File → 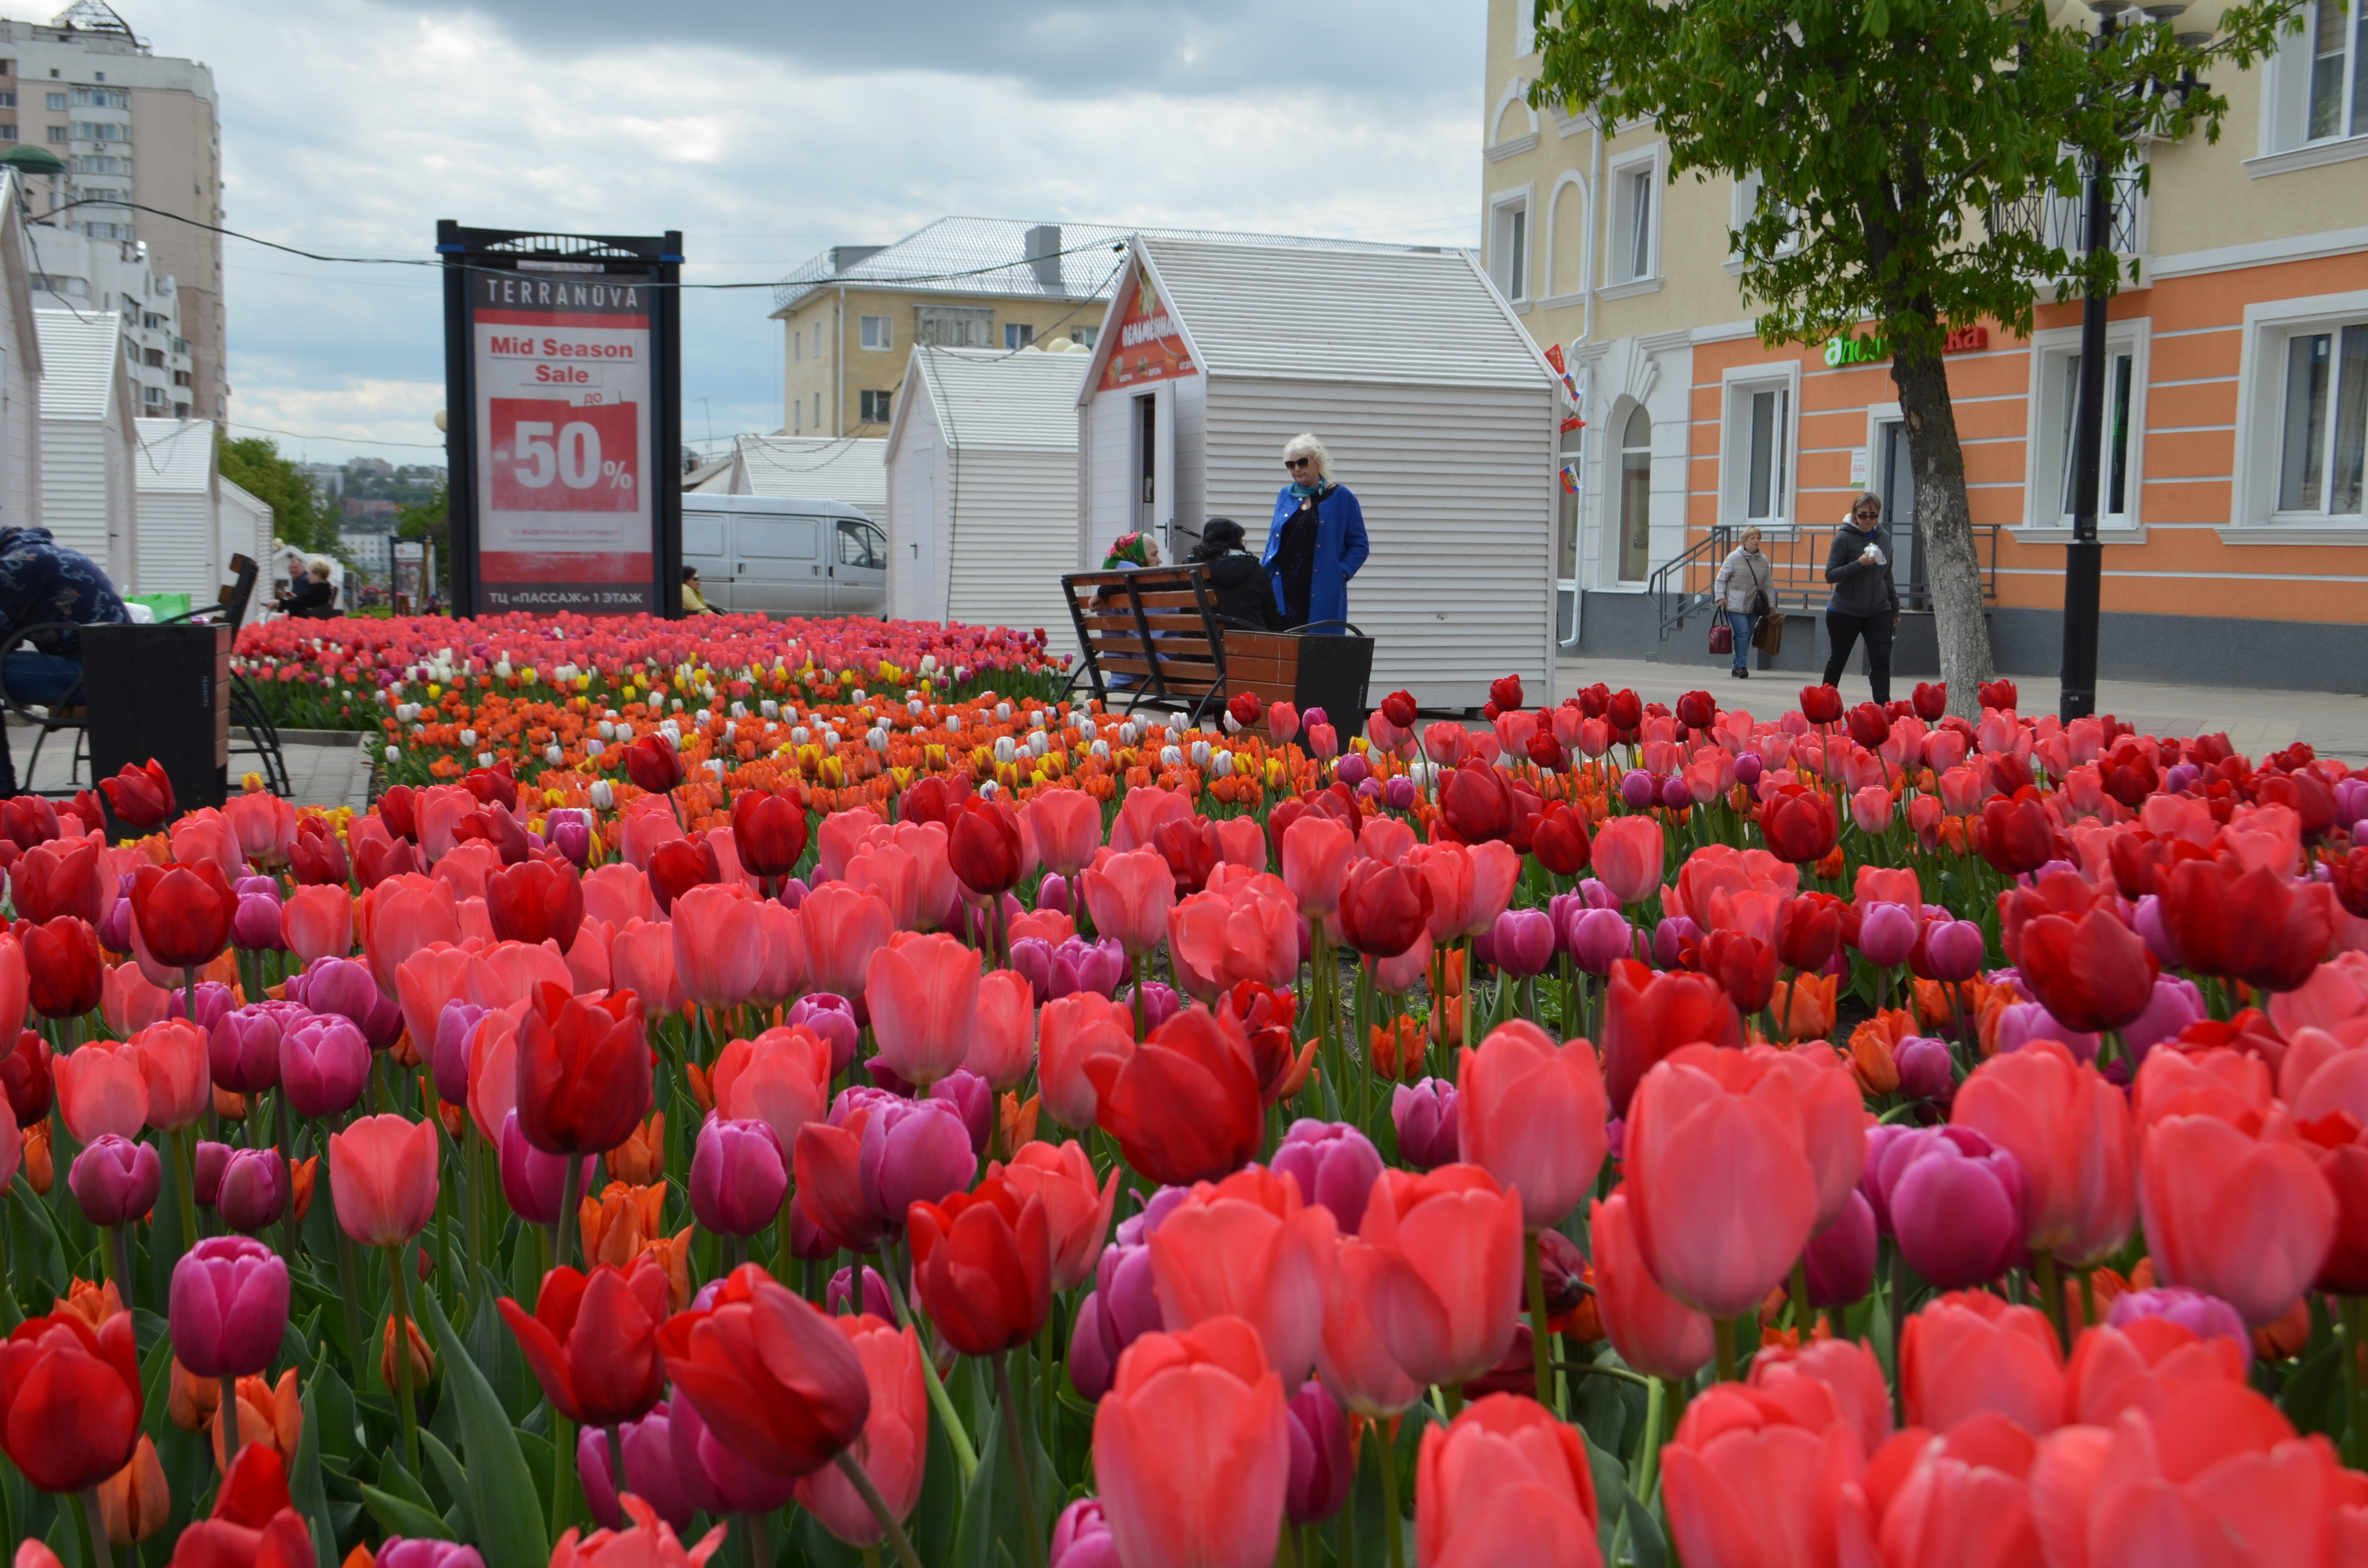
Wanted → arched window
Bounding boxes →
[1558,417,1583,580]
[1547,175,1589,300]
[1619,405,1653,582]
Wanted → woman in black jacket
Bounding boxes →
[1190,517,1283,631]
[1820,491,1902,704]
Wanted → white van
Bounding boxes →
[681,495,888,619]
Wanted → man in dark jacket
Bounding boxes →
[1820,492,1901,704]
[0,526,130,795]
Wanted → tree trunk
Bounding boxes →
[1889,337,1995,719]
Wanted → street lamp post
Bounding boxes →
[2057,5,2123,724]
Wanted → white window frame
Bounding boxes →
[2226,287,2368,541]
[1487,184,1534,304]
[859,315,890,351]
[1602,143,1664,297]
[1725,171,1801,275]
[2016,318,2150,539]
[2252,0,2368,174]
[1540,170,1591,306]
[1488,78,1540,160]
[1718,363,1802,536]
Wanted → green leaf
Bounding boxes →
[417,1281,549,1568]
[1624,1487,1670,1568]
[370,1449,438,1513]
[11,1174,70,1298]
[294,1366,340,1568]
[361,1482,454,1542]
[1582,1428,1628,1568]
[420,1431,477,1540]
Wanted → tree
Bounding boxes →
[1534,0,2292,717]
[395,478,450,598]
[216,432,336,555]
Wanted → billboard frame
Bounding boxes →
[438,220,685,618]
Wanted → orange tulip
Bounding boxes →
[1588,1190,1713,1382]
[1767,972,1838,1042]
[580,1180,669,1267]
[381,1315,434,1393]
[53,1036,149,1143]
[1457,1019,1607,1231]
[994,1139,1119,1292]
[96,1433,169,1544]
[2139,1112,2335,1327]
[1899,1291,2064,1435]
[1952,1038,2136,1268]
[1417,1395,1602,1568]
[21,1119,49,1194]
[209,1368,303,1470]
[1147,1166,1337,1385]
[790,1315,927,1547]
[54,1276,123,1328]
[608,1112,666,1187]
[1091,1316,1290,1568]
[1369,1015,1426,1082]
[1337,1165,1523,1390]
[168,1356,220,1431]
[327,1114,439,1247]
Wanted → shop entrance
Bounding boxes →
[1877,420,1929,611]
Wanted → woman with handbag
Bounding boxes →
[1711,526,1775,678]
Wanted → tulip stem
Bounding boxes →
[993,1350,1048,1568]
[107,1223,133,1312]
[276,1090,297,1271]
[2343,1296,2366,1469]
[1888,1242,1907,1427]
[551,1412,578,1538]
[833,1447,925,1568]
[879,1247,977,1482]
[73,1486,107,1568]
[606,1423,629,1504]
[1713,1315,1738,1384]
[330,1160,367,1392]
[221,1373,243,1472]
[1525,1233,1554,1416]
[386,1244,421,1476]
[555,1148,584,1275]
[173,1124,200,1268]
[1633,1376,1670,1506]
[2033,1248,2070,1355]
[1375,1421,1405,1568]
[1790,1255,1811,1336]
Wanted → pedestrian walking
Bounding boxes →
[1821,491,1901,704]
[1262,434,1369,629]
[1712,526,1775,678]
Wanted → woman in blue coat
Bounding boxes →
[1262,433,1369,629]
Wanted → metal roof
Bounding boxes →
[133,417,213,493]
[33,307,120,421]
[897,345,1086,455]
[731,435,886,517]
[1078,237,1558,397]
[772,216,1427,314]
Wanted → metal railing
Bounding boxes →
[1650,522,2000,640]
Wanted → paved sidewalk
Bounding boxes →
[1550,656,2368,764]
[8,723,376,809]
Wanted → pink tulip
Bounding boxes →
[864,931,978,1088]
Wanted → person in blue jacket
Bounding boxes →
[1262,433,1369,629]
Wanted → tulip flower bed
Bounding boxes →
[7,669,2368,1568]
[230,612,1069,736]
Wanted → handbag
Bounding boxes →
[1709,620,1734,655]
[1753,608,1788,655]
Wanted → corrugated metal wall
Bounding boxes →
[945,447,1080,657]
[40,421,109,564]
[134,492,216,598]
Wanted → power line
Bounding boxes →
[227,420,447,450]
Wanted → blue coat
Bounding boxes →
[1261,483,1369,630]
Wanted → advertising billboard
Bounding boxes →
[439,224,684,617]
[1097,272,1196,392]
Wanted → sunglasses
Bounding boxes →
[1284,457,1316,469]
[1854,509,1881,519]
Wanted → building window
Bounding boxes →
[1488,196,1529,300]
[0,126,13,142]
[45,126,65,144]
[791,328,800,364]
[2026,324,2147,530]
[1723,382,1792,527]
[143,347,164,368]
[74,155,127,174]
[860,390,892,424]
[2278,324,2368,516]
[1005,322,1034,350]
[0,93,15,108]
[1619,404,1653,582]
[71,88,127,110]
[2307,0,2366,142]
[860,315,890,350]
[142,385,163,407]
[71,121,125,142]
[1606,149,1663,287]
[915,306,993,348]
[1071,326,1098,346]
[792,402,801,434]
[172,369,190,387]
[44,92,64,110]
[814,392,822,428]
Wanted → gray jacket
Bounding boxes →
[1824,521,1900,619]
[1712,546,1774,612]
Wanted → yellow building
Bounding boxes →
[1480,0,2368,688]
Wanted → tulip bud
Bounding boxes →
[1895,1036,1956,1104]
[2106,1286,2252,1368]
[1802,1189,1876,1307]
[548,810,592,867]
[1285,1380,1352,1525]
[1122,981,1179,1035]
[1337,752,1370,788]
[1652,915,1699,970]
[1857,903,1918,968]
[826,1264,894,1320]
[1919,919,1986,982]
[381,1314,434,1391]
[218,1148,289,1233]
[70,1134,162,1227]
[1391,1078,1460,1171]
[1489,908,1556,979]
[1051,1499,1120,1568]
[280,1014,370,1119]
[930,1070,993,1157]
[209,1006,284,1097]
[689,1116,789,1237]
[1566,906,1633,976]
[1868,1125,2024,1290]
[498,1111,595,1226]
[232,893,287,952]
[194,1139,231,1211]
[432,1000,488,1106]
[168,1235,288,1378]
[1037,872,1072,916]
[166,980,236,1032]
[1271,1118,1384,1234]
[785,993,860,1078]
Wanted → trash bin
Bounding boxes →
[1225,627,1374,737]
[81,622,229,825]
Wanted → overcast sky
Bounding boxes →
[44,0,1488,467]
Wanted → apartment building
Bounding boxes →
[26,224,191,417]
[772,218,1413,440]
[0,4,224,425]
[1482,0,2368,688]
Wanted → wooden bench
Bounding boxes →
[1061,565,1237,725]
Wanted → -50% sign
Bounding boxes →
[490,399,640,512]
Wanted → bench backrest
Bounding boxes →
[1061,565,1226,706]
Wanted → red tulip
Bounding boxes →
[23,916,104,1022]
[290,817,350,887]
[486,858,585,953]
[1837,1414,2044,1568]
[1036,992,1135,1131]
[729,787,808,881]
[1953,1039,2135,1268]
[53,1036,147,1143]
[1589,816,1664,906]
[1,1028,50,1126]
[1701,929,1780,1016]
[2158,856,2335,993]
[2141,1112,2334,1327]
[1081,848,1176,957]
[947,798,1023,897]
[1147,1165,1336,1385]
[1381,690,1418,730]
[1458,1019,1607,1231]
[132,1017,211,1134]
[1601,959,1742,1116]
[278,886,353,968]
[1978,796,2056,876]
[0,1308,143,1494]
[1760,786,1839,866]
[1911,682,1947,721]
[2012,908,2158,1033]
[1023,789,1103,880]
[1530,802,1591,878]
[907,1173,1053,1357]
[1799,685,1843,725]
[1337,1165,1523,1389]
[1092,1316,1291,1568]
[995,1139,1120,1292]
[9,838,108,926]
[1778,893,1843,975]
[516,982,651,1156]
[1589,1190,1713,1382]
[2335,846,2368,922]
[800,883,896,1002]
[793,1112,889,1256]
[647,837,720,916]
[328,1113,439,1247]
[1086,1005,1262,1186]
[2062,1316,2246,1427]
[1336,860,1432,959]
[356,874,461,997]
[1439,764,1516,846]
[1279,815,1355,919]
[1899,1291,2064,1434]
[99,760,174,831]
[658,1263,869,1479]
[1416,1395,1600,1568]
[130,862,238,970]
[1662,1384,1858,1568]
[497,1257,669,1427]
[1149,816,1221,898]
[1753,1336,1893,1459]
[624,734,687,795]
[790,1315,926,1548]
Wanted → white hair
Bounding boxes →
[304,555,333,577]
[1282,433,1332,480]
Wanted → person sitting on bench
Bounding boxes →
[1189,517,1283,631]
[275,557,339,619]
[0,526,129,796]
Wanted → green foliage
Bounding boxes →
[218,432,338,554]
[1532,0,2300,355]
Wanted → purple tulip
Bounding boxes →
[499,1111,596,1226]
[1857,903,1918,968]
[99,882,131,952]
[2164,761,2201,795]
[1734,752,1764,790]
[1036,872,1072,916]
[1994,1000,2098,1064]
[1895,1035,1956,1104]
[168,1235,288,1378]
[1067,1290,1120,1402]
[1567,907,1633,977]
[689,1116,789,1237]
[1124,981,1180,1034]
[1050,1498,1121,1568]
[68,1134,160,1227]
[292,955,379,1025]
[1659,774,1692,813]
[547,810,593,868]
[1652,915,1699,970]
[376,1544,488,1568]
[431,1000,488,1106]
[1470,921,1497,971]
[1874,1125,2024,1289]
[1052,937,1128,1001]
[1285,1379,1353,1525]
[786,993,860,1078]
[1576,877,1620,911]
[668,1386,798,1515]
[856,1095,976,1225]
[1271,1119,1384,1235]
[232,893,287,953]
[167,980,237,1032]
[1919,919,1986,983]
[209,1005,284,1096]
[2336,777,2368,827]
[218,1147,288,1233]
[1620,770,1655,809]
[1545,892,1586,955]
[194,1139,230,1207]
[929,1070,993,1157]
[826,1265,893,1320]
[1538,1228,1589,1314]
[576,1406,694,1532]
[1804,1188,1876,1307]
[777,876,810,911]
[1068,1187,1186,1401]
[1009,937,1055,1003]
[1337,752,1370,788]
[1491,908,1556,979]
[2123,976,2205,1065]
[1392,1078,1460,1171]
[279,1014,370,1118]
[2108,1287,2253,1369]
[2134,894,2182,968]
[1384,775,1418,810]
